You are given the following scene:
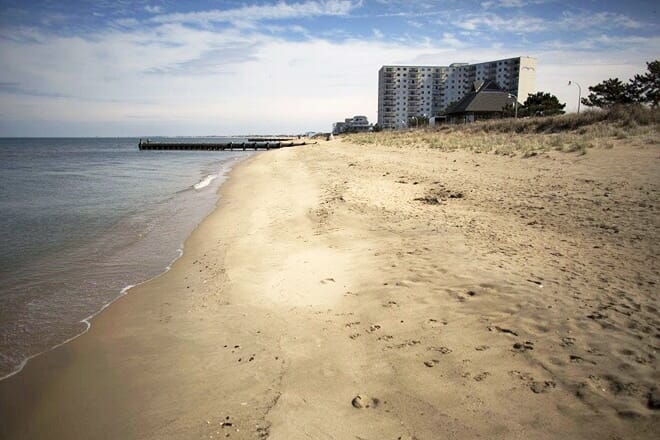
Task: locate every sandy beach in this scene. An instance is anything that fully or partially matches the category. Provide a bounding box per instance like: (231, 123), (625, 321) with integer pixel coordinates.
(0, 135), (658, 439)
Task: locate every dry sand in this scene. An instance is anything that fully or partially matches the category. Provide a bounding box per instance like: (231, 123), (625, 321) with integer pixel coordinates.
(0, 137), (658, 439)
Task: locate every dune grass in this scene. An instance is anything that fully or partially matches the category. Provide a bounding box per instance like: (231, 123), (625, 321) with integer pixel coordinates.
(347, 106), (659, 156)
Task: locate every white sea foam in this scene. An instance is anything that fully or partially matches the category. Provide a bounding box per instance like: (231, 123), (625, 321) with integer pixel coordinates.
(0, 247), (185, 382)
(194, 174), (217, 190)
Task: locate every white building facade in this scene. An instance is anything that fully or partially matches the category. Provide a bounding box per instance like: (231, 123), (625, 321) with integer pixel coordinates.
(377, 56), (536, 129)
(333, 115), (371, 134)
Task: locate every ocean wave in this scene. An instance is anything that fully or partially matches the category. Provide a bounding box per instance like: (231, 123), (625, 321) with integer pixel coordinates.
(193, 174), (218, 190)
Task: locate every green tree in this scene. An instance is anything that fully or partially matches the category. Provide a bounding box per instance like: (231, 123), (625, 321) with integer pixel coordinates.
(372, 123), (383, 132)
(629, 60), (659, 107)
(581, 78), (634, 108)
(501, 103), (517, 118)
(522, 92), (566, 116)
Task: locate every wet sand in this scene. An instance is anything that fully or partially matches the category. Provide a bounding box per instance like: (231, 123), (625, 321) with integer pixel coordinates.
(0, 138), (658, 439)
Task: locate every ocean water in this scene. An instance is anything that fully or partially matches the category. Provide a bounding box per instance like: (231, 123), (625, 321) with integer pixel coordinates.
(0, 137), (252, 379)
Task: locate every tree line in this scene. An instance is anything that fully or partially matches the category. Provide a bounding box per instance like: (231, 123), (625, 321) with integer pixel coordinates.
(505, 59), (658, 117)
(582, 60), (658, 108)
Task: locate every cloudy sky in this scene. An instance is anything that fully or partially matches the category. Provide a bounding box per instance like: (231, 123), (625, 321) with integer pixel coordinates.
(0, 0), (658, 136)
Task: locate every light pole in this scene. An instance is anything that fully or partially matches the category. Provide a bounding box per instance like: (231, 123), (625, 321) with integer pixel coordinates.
(568, 81), (582, 114)
(508, 93), (519, 118)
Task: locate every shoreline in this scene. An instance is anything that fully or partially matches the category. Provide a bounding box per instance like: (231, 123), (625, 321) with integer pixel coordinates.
(0, 154), (247, 383)
(0, 139), (657, 439)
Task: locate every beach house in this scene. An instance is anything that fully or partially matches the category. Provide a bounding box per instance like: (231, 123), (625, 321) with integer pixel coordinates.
(444, 80), (517, 124)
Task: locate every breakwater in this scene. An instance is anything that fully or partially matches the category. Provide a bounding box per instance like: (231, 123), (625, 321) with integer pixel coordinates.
(138, 140), (312, 151)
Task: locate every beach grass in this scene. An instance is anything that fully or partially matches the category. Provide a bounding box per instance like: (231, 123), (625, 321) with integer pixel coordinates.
(347, 105), (659, 156)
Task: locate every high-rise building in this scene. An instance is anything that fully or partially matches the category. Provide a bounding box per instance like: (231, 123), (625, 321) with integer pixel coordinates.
(377, 56), (536, 129)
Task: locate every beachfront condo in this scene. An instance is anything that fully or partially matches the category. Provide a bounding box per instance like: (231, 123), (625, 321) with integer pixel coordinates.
(333, 115), (372, 134)
(377, 56), (537, 129)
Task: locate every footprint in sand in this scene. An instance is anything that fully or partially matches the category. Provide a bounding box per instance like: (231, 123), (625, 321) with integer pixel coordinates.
(569, 354), (596, 365)
(423, 318), (448, 329)
(513, 341), (534, 352)
(560, 336), (576, 347)
(428, 346), (452, 354)
(474, 372), (491, 382)
(509, 370), (556, 393)
(367, 324), (381, 333)
(530, 381), (556, 394)
(647, 389), (660, 410)
(256, 426), (270, 439)
(351, 395), (380, 409)
(509, 370), (534, 381)
(320, 278), (335, 284)
(488, 326), (519, 336)
(424, 359), (440, 368)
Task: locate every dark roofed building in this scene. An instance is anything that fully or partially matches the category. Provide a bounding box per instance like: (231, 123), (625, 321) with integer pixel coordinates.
(444, 80), (516, 124)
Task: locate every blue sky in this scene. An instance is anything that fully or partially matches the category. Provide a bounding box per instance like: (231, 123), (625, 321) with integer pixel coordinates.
(0, 0), (658, 136)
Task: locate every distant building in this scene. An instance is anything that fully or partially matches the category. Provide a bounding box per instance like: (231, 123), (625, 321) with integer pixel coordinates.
(332, 115), (371, 134)
(444, 80), (516, 124)
(377, 56), (536, 129)
(332, 121), (346, 134)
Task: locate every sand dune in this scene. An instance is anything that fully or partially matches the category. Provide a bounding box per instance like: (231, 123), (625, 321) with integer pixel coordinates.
(0, 137), (658, 439)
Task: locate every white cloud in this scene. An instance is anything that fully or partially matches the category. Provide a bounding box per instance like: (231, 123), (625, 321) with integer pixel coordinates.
(542, 35), (660, 51)
(481, 0), (552, 8)
(0, 22), (507, 134)
(151, 0), (360, 26)
(437, 32), (464, 49)
(456, 13), (547, 32)
(482, 0), (527, 8)
(558, 11), (644, 30)
(0, 6), (656, 135)
(454, 9), (645, 34)
(145, 5), (162, 14)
